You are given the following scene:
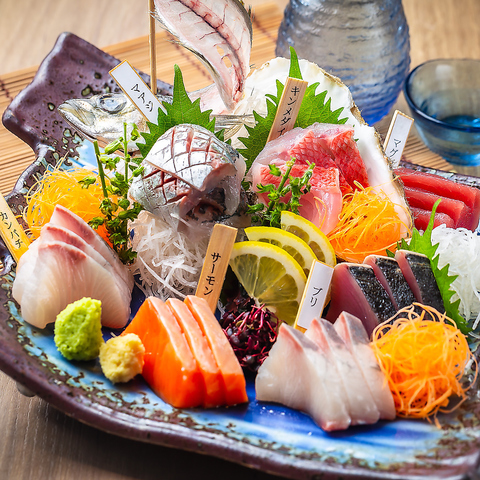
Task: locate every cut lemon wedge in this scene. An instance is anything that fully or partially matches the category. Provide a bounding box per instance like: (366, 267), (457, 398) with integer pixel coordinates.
(280, 211), (336, 267)
(245, 226), (317, 277)
(229, 241), (307, 326)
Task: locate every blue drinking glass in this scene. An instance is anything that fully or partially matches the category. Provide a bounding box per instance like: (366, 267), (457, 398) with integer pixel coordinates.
(276, 0), (411, 125)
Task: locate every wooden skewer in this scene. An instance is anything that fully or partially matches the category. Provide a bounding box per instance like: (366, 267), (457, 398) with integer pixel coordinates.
(148, 0), (157, 95)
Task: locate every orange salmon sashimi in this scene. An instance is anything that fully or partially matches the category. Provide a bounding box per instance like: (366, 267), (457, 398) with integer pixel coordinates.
(166, 298), (226, 407)
(184, 295), (248, 406)
(254, 163), (343, 234)
(123, 297), (205, 408)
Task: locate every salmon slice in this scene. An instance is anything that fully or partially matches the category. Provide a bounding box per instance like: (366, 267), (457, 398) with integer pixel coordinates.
(184, 295), (248, 406)
(166, 298), (225, 407)
(334, 312), (396, 420)
(306, 318), (380, 425)
(123, 297), (204, 408)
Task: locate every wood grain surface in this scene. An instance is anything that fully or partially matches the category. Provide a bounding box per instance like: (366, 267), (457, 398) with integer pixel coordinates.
(1, 1), (480, 479)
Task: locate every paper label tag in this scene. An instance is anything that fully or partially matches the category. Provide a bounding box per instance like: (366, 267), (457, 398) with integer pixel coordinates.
(383, 110), (414, 168)
(195, 224), (238, 313)
(267, 77), (308, 143)
(0, 195), (30, 264)
(109, 60), (164, 123)
(294, 260), (334, 332)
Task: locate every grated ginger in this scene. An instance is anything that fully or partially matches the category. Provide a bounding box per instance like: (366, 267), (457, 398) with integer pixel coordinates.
(129, 211), (209, 300)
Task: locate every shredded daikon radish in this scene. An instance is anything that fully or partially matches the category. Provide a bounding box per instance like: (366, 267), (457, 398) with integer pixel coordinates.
(431, 225), (480, 327)
(129, 211), (209, 300)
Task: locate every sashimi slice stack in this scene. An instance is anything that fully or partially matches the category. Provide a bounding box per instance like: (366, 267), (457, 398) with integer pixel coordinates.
(255, 314), (395, 431)
(325, 251), (445, 336)
(395, 167), (480, 231)
(12, 205), (133, 329)
(123, 295), (248, 409)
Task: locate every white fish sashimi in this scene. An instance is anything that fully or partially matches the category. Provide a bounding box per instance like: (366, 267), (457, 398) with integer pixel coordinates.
(12, 241), (131, 329)
(306, 318), (380, 425)
(334, 311), (396, 420)
(38, 224), (133, 299)
(256, 323), (351, 431)
(48, 205), (134, 291)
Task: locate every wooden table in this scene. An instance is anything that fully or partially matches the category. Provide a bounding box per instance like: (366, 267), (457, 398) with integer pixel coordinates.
(1, 1), (480, 479)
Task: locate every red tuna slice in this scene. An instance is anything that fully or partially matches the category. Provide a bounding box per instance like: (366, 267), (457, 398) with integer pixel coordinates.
(396, 168), (480, 230)
(403, 186), (467, 228)
(288, 130), (352, 194)
(255, 163), (342, 234)
(334, 312), (396, 420)
(325, 263), (397, 336)
(409, 206), (455, 231)
(305, 318), (380, 425)
(395, 250), (445, 313)
(364, 255), (416, 310)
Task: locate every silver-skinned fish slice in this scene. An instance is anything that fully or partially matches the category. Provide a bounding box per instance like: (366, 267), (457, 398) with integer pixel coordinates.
(153, 0), (252, 112)
(129, 124), (248, 234)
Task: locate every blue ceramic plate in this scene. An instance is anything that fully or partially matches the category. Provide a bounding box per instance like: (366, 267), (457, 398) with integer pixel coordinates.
(2, 32), (480, 480)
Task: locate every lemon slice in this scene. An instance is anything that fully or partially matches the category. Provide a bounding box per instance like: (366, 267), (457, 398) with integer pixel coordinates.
(229, 241), (307, 325)
(245, 226), (317, 277)
(280, 211), (336, 267)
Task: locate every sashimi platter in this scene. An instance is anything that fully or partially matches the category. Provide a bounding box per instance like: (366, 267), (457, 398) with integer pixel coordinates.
(3, 1), (480, 479)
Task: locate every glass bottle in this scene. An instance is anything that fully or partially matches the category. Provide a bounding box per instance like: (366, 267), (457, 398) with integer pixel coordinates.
(276, 0), (410, 125)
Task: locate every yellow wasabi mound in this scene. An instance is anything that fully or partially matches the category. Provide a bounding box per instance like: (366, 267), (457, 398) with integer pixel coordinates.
(54, 298), (104, 361)
(99, 334), (145, 383)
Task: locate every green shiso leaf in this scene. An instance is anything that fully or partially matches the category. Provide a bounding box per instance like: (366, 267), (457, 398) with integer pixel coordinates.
(137, 64), (223, 158)
(397, 199), (469, 334)
(237, 47), (348, 170)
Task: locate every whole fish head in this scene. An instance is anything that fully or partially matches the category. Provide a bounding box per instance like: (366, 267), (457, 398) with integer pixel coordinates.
(153, 0), (252, 112)
(129, 124), (249, 236)
(58, 93), (146, 150)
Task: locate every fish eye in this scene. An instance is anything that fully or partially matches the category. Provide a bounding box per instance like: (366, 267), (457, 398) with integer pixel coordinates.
(97, 94), (127, 114)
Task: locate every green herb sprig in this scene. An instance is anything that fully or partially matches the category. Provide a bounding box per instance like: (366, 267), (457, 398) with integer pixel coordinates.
(248, 159), (314, 228)
(80, 123), (144, 265)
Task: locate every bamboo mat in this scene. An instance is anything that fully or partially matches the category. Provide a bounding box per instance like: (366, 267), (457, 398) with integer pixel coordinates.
(0, 2), (451, 196)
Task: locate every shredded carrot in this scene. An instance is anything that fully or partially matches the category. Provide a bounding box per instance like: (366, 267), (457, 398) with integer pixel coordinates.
(371, 303), (476, 424)
(327, 185), (411, 263)
(23, 163), (110, 242)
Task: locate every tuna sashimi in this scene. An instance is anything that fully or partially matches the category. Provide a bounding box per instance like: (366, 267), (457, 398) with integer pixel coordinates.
(325, 263), (397, 336)
(403, 186), (468, 228)
(184, 295), (247, 406)
(396, 167), (480, 231)
(395, 250), (445, 313)
(334, 312), (396, 420)
(12, 241), (131, 329)
(123, 297), (205, 408)
(364, 255), (416, 310)
(49, 205), (134, 291)
(166, 298), (225, 407)
(256, 323), (351, 431)
(306, 318), (380, 425)
(409, 206), (455, 231)
(254, 162), (342, 233)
